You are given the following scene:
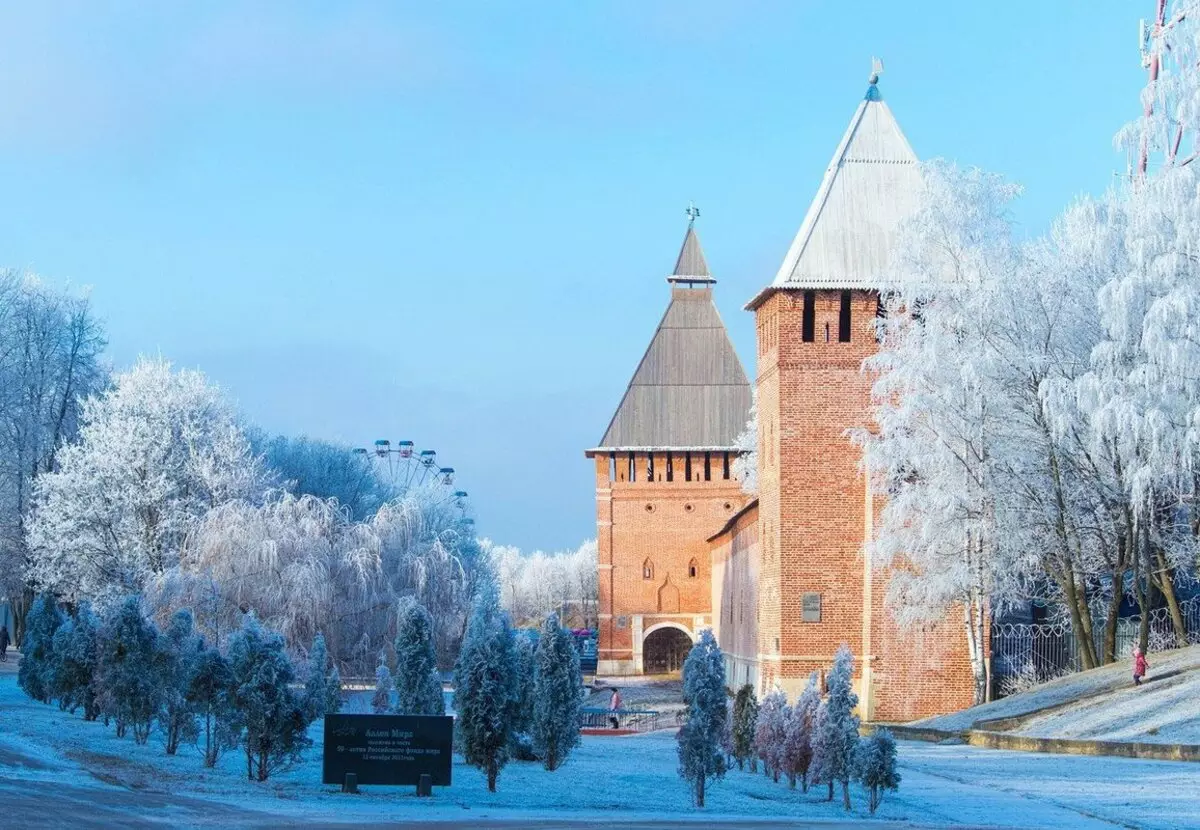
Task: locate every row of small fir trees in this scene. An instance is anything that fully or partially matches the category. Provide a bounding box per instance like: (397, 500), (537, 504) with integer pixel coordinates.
(679, 637), (899, 814)
(732, 646), (899, 813)
(449, 582), (585, 791)
(18, 594), (341, 781)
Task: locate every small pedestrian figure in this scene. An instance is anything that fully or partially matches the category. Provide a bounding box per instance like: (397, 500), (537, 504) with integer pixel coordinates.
(609, 687), (622, 729)
(1133, 646), (1148, 686)
(0, 625), (9, 662)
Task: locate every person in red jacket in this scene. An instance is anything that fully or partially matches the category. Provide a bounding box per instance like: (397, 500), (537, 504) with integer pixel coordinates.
(1133, 647), (1148, 686)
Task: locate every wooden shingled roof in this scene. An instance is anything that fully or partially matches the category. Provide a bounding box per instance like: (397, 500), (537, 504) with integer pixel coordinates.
(592, 224), (750, 452)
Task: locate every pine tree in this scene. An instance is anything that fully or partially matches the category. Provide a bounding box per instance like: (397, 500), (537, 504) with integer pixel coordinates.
(676, 630), (727, 808)
(393, 599), (444, 716)
(783, 672), (819, 792)
(810, 701), (833, 802)
(228, 613), (312, 782)
(812, 645), (860, 810)
(531, 613), (582, 771)
(95, 596), (164, 744)
(188, 646), (238, 768)
(855, 729), (900, 814)
(754, 688), (787, 782)
(302, 633), (341, 719)
(48, 603), (101, 720)
(372, 658), (393, 714)
(18, 593), (65, 703)
(731, 684), (757, 771)
(512, 632), (537, 735)
(453, 581), (519, 792)
(159, 609), (203, 755)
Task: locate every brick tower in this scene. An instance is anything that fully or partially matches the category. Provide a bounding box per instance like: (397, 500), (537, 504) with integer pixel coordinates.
(744, 72), (974, 720)
(589, 212), (752, 676)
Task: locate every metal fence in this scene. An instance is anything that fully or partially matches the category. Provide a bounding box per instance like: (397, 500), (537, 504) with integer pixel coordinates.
(579, 707), (668, 732)
(991, 596), (1200, 692)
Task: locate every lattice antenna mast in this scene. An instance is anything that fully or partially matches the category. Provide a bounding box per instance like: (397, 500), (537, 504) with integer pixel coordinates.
(1136, 0), (1196, 178)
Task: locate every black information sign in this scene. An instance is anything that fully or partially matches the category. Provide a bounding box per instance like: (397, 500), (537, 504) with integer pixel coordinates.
(323, 714), (453, 787)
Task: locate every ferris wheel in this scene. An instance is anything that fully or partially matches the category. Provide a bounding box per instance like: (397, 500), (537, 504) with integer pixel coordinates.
(352, 439), (472, 522)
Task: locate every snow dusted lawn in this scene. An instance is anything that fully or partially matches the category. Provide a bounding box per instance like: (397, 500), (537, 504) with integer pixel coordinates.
(6, 667), (1200, 828)
(916, 644), (1200, 734)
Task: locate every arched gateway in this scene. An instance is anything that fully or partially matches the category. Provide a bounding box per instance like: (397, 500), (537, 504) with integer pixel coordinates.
(641, 623), (694, 674)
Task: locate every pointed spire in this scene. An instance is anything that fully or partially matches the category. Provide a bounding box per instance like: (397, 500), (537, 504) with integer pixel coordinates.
(748, 62), (920, 303)
(669, 203), (714, 283)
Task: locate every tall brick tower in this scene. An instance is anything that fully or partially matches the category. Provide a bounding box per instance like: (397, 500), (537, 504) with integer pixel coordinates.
(589, 211), (752, 676)
(744, 71), (974, 719)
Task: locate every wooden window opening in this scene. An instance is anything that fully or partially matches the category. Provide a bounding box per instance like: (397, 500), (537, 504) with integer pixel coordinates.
(838, 290), (852, 342)
(802, 291), (815, 342)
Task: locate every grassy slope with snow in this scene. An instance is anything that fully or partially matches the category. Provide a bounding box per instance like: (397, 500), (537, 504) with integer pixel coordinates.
(916, 644), (1200, 741)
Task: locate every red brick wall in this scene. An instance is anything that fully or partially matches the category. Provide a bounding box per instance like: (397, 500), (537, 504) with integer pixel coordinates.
(753, 288), (975, 720)
(593, 452), (748, 673)
(710, 501), (760, 689)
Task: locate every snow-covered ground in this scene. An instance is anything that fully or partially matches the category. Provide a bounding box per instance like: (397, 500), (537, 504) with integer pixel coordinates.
(5, 662), (1200, 828)
(916, 644), (1200, 736)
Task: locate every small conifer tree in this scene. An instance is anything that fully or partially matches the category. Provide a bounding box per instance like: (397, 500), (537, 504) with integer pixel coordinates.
(188, 646), (238, 768)
(811, 645), (860, 810)
(783, 671), (820, 791)
(48, 603), (101, 719)
(95, 596), (164, 744)
(453, 582), (519, 792)
(372, 657), (393, 714)
(18, 593), (65, 703)
(531, 613), (582, 771)
(394, 599), (445, 715)
(302, 633), (341, 719)
(731, 684), (758, 771)
(159, 609), (203, 755)
(229, 614), (312, 781)
(754, 688), (788, 782)
(676, 630), (728, 808)
(855, 729), (900, 814)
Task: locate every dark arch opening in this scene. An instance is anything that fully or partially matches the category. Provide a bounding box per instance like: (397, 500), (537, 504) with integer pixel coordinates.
(643, 627), (692, 674)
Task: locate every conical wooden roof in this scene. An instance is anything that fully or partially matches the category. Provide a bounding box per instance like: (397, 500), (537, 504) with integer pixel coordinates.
(748, 79), (920, 307)
(593, 226), (750, 451)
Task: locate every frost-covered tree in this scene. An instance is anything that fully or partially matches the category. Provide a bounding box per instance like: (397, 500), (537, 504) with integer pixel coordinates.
(754, 688), (788, 782)
(782, 672), (820, 792)
(372, 657), (393, 714)
(676, 629), (728, 808)
(393, 598), (444, 716)
(491, 540), (599, 630)
(18, 593), (65, 703)
(0, 273), (106, 646)
(228, 613), (312, 782)
(453, 581), (519, 791)
(95, 596), (165, 745)
(252, 432), (394, 521)
(158, 609), (203, 755)
(302, 633), (341, 720)
(810, 646), (860, 809)
(512, 632), (537, 734)
(531, 612), (582, 771)
(27, 358), (267, 605)
(171, 485), (483, 678)
(49, 603), (101, 720)
(855, 729), (900, 814)
(731, 392), (758, 495)
(188, 646), (238, 768)
(731, 684), (758, 772)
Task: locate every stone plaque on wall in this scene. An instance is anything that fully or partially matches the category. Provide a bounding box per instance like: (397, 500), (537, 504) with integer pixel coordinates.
(616, 615), (628, 629)
(802, 593), (821, 623)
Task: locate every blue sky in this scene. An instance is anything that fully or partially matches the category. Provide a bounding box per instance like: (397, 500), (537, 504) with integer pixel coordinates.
(0, 1), (1143, 552)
